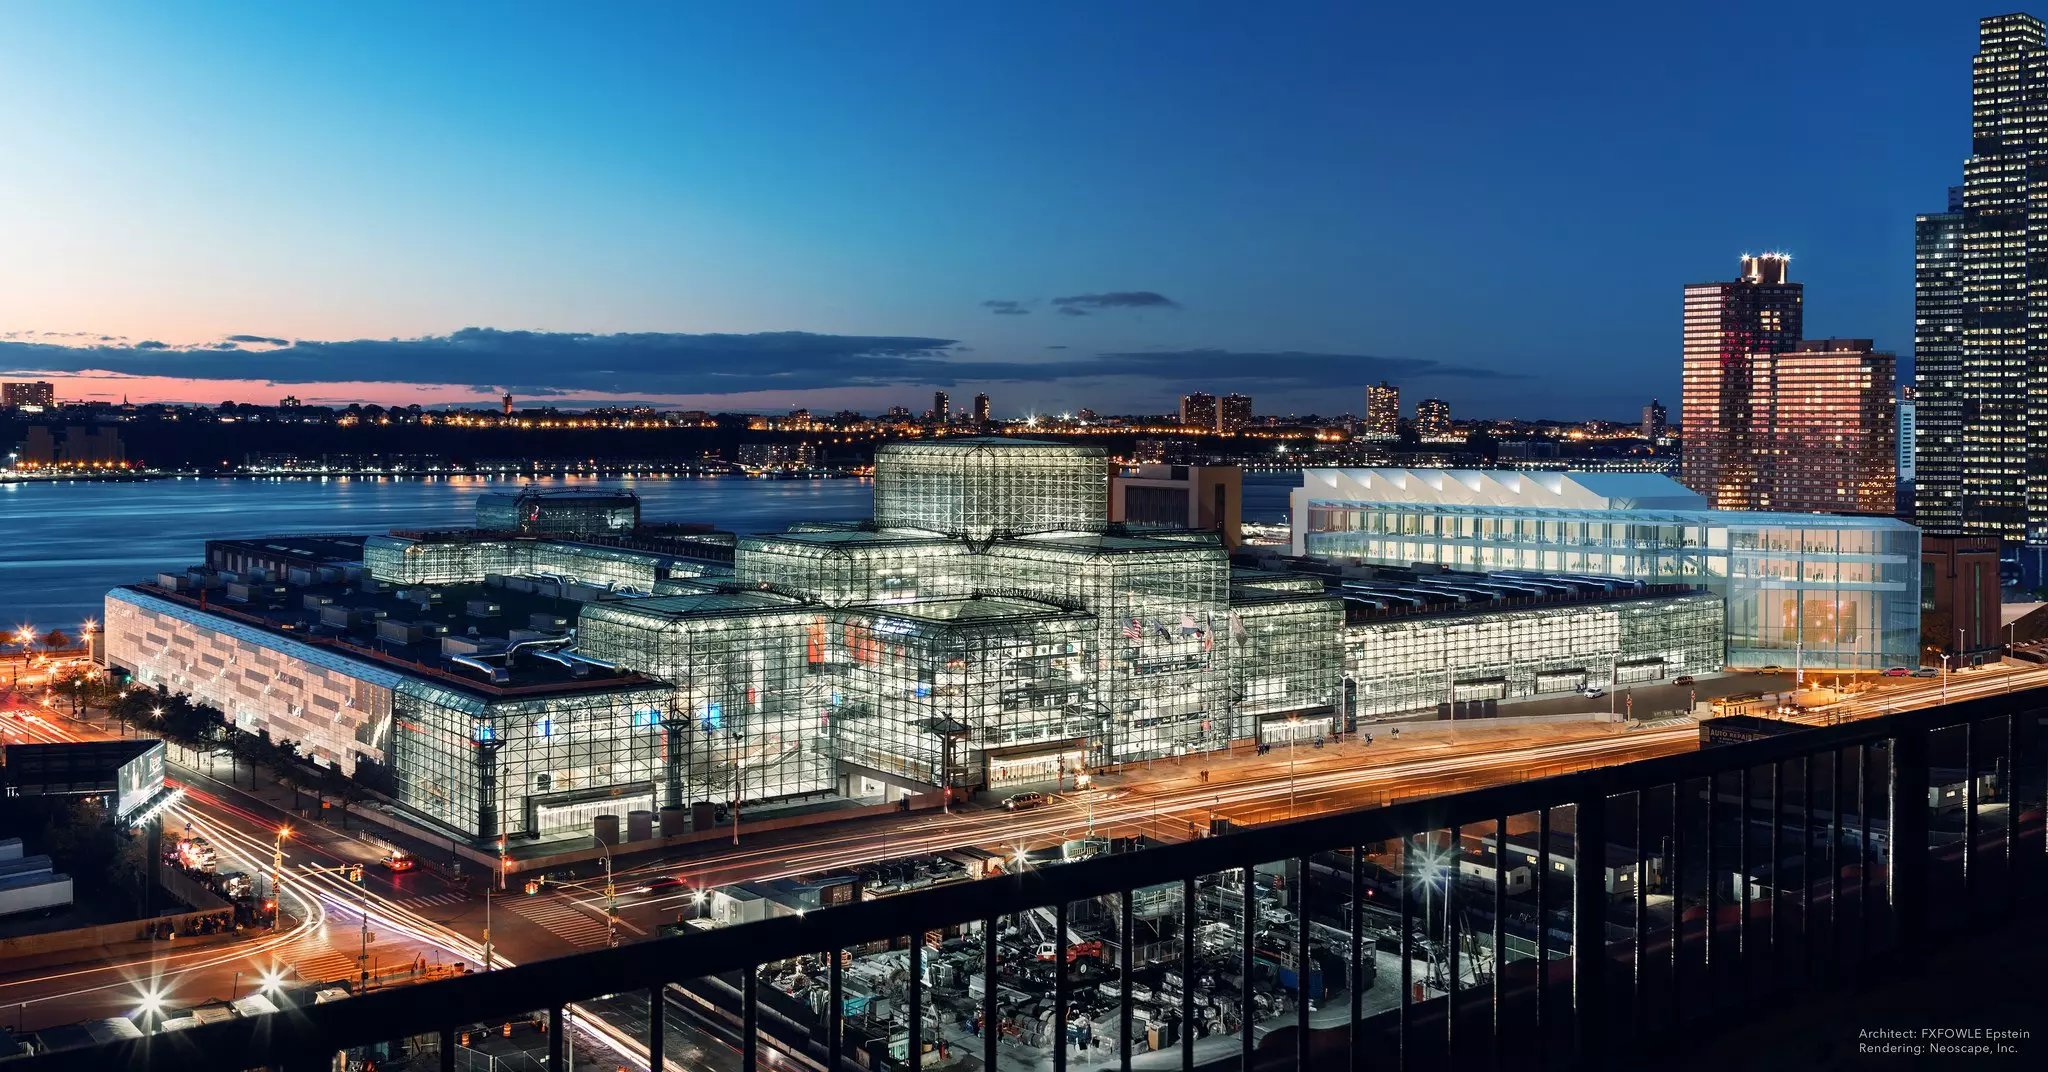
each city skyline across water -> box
[0,473,1298,632]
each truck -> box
[0,873,74,918]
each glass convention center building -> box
[1290,468,1920,671]
[104,445,1731,847]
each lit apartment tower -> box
[1218,393,1252,433]
[1757,340,1897,515]
[1914,185,1966,532]
[1179,392,1218,431]
[501,392,513,416]
[972,392,991,427]
[1415,397,1452,440]
[933,391,950,424]
[1680,253,1803,509]
[1364,381,1399,440]
[1922,12,2048,541]
[1641,398,1668,444]
[2,381,55,408]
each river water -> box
[0,473,1299,633]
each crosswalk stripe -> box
[508,898,611,946]
[396,892,465,908]
[293,952,359,982]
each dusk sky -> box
[0,1,1977,419]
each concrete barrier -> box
[1383,711,1624,734]
[0,904,234,961]
[339,787,945,876]
[493,792,947,877]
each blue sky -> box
[0,1,1978,418]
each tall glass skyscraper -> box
[1918,14,2048,541]
[1680,254,1803,509]
[1914,188,1965,532]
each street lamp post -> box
[354,869,370,990]
[295,862,375,989]
[731,758,748,847]
[482,883,493,972]
[1286,715,1300,819]
[1940,652,1952,702]
[270,826,291,928]
[596,841,619,949]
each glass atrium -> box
[1294,468,1920,670]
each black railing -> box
[18,687,2048,1072]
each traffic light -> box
[348,865,364,883]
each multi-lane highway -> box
[0,659,2038,1063]
[0,697,468,1030]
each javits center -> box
[105,441,1717,847]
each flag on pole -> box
[1228,611,1247,643]
[1180,612,1197,636]
[1122,618,1142,641]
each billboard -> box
[116,742,167,818]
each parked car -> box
[1582,687,1605,699]
[1673,675,1696,686]
[1758,665,1785,674]
[1005,792,1049,812]
[1912,668,1940,678]
[1883,667,1911,677]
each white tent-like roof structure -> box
[1295,468,1710,513]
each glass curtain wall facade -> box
[1954,13,2048,541]
[573,594,838,808]
[872,439,1108,540]
[831,598,1094,787]
[1915,202,1966,531]
[365,534,677,591]
[1228,590,1345,726]
[1339,593,1724,720]
[107,585,678,841]
[390,678,674,841]
[734,531,976,605]
[983,535,1237,759]
[1296,471,1920,670]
